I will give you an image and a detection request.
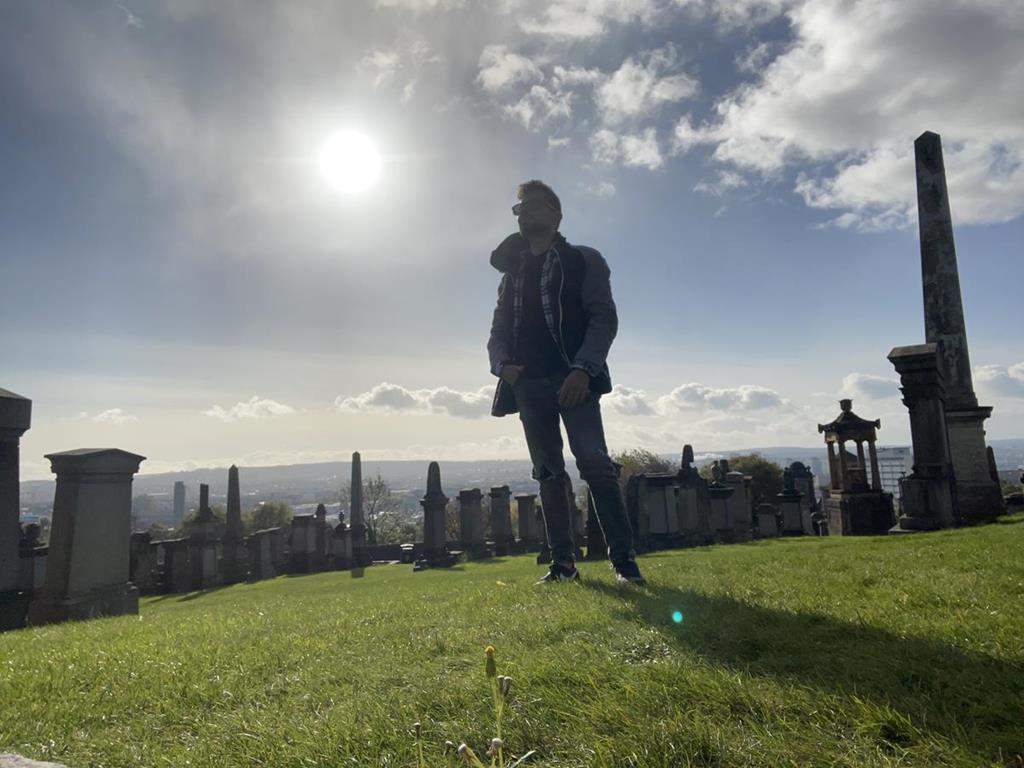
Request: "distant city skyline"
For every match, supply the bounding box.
[3,1,1022,481]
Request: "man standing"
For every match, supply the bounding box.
[488,180,645,585]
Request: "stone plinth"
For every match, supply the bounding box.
[825,492,894,536]
[27,449,145,625]
[332,522,352,570]
[676,451,712,546]
[788,462,818,534]
[415,462,455,570]
[129,532,157,593]
[631,473,679,549]
[888,344,959,532]
[515,493,540,550]
[288,515,317,573]
[0,388,31,631]
[458,488,489,558]
[160,538,191,593]
[488,486,514,555]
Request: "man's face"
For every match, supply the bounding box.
[516,192,561,239]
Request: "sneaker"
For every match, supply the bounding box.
[536,562,580,584]
[613,560,647,586]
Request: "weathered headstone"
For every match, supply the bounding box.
[129,531,157,593]
[724,471,753,543]
[0,388,31,630]
[288,514,317,573]
[189,483,220,589]
[458,488,489,558]
[414,462,455,570]
[788,461,818,534]
[755,503,779,538]
[707,462,735,542]
[515,493,540,550]
[676,445,712,546]
[488,486,515,555]
[915,131,1003,523]
[777,469,804,536]
[27,449,145,625]
[160,538,191,593]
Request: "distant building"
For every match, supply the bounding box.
[874,447,913,501]
[173,481,185,527]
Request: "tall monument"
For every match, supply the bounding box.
[349,452,370,566]
[915,131,1003,523]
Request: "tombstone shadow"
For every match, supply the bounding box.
[584,580,1023,761]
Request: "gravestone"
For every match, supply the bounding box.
[724,471,753,543]
[414,462,455,570]
[458,488,489,558]
[488,486,515,555]
[189,484,220,589]
[515,493,540,550]
[788,462,818,534]
[28,449,145,625]
[161,538,191,593]
[0,388,31,630]
[676,445,712,546]
[129,531,157,593]
[777,469,804,535]
[707,462,735,542]
[288,514,317,573]
[755,503,779,538]
[332,511,352,570]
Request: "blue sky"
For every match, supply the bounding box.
[2,0,1022,480]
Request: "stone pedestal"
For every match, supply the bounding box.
[515,493,540,551]
[946,407,1003,524]
[676,453,713,546]
[488,486,515,555]
[888,344,959,532]
[332,523,352,570]
[458,488,489,559]
[160,538,191,593]
[825,493,894,536]
[631,473,679,550]
[415,462,455,570]
[0,388,31,631]
[28,449,145,625]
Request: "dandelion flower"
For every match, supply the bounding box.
[485,646,497,678]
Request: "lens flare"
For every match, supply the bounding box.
[672,610,684,624]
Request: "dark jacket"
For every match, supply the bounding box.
[487,232,617,417]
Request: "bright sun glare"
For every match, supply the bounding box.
[319,130,382,194]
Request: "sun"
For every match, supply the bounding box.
[319,130,382,194]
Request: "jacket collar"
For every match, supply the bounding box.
[490,232,566,274]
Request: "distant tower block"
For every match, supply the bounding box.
[28,448,146,626]
[172,481,185,527]
[915,131,1003,523]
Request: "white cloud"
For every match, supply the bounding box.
[203,396,296,422]
[694,169,749,197]
[548,136,572,149]
[375,0,466,10]
[334,382,494,419]
[657,383,786,412]
[77,408,139,425]
[595,44,698,125]
[591,128,664,169]
[477,45,544,92]
[581,180,616,196]
[360,39,439,102]
[975,363,1024,398]
[552,65,605,87]
[118,4,144,29]
[680,0,1024,230]
[841,372,900,401]
[519,0,662,39]
[504,84,573,130]
[605,385,656,415]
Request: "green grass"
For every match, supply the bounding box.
[3,516,1024,768]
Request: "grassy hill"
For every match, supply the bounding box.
[2,516,1023,768]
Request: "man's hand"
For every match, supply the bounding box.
[500,363,525,386]
[558,368,590,408]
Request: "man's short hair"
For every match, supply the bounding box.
[517,179,561,212]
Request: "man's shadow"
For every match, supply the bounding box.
[585,580,1023,762]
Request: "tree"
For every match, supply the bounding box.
[701,454,784,507]
[243,501,293,534]
[178,503,225,538]
[611,448,674,495]
[342,474,401,545]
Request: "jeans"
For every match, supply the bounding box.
[512,371,636,567]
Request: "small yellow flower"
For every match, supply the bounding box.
[485,646,496,678]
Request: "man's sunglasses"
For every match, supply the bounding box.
[512,199,559,216]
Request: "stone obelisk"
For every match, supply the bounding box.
[415,462,453,570]
[222,464,247,583]
[349,452,370,566]
[915,131,1003,523]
